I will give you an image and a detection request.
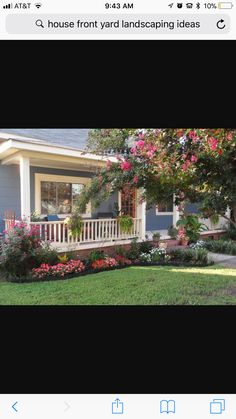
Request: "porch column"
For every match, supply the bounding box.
[20,156,31,222]
[173,194,180,227]
[137,188,146,240]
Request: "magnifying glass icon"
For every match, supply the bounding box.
[35,19,44,28]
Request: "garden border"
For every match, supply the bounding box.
[8,260,214,283]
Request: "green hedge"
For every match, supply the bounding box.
[203,239,236,255]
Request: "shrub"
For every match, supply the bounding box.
[189,240,206,249]
[139,241,153,254]
[58,253,69,264]
[91,257,118,270]
[115,255,132,266]
[87,249,106,264]
[32,259,85,281]
[168,248,209,265]
[127,237,140,261]
[114,245,127,257]
[168,225,178,239]
[223,224,236,241]
[0,221,59,281]
[139,248,170,263]
[203,239,236,255]
[177,214,208,243]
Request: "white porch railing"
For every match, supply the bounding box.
[28,218,142,246]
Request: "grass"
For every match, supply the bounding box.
[1,265,236,305]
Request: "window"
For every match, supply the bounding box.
[41,181,84,214]
[156,199,173,215]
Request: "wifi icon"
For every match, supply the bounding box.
[35,3,42,8]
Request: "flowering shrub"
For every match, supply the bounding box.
[0,221,58,280]
[189,240,206,249]
[139,248,170,263]
[32,259,85,280]
[91,257,118,270]
[115,255,132,266]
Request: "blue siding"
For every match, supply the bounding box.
[0,165,21,233]
[146,206,173,230]
[30,166,117,217]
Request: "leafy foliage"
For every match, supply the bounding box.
[168,247,209,264]
[177,213,208,243]
[0,222,59,281]
[118,215,134,234]
[203,239,236,255]
[77,128,236,228]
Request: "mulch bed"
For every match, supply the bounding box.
[7,260,213,283]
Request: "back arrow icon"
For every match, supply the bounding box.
[12,402,18,412]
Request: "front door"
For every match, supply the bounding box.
[120,188,136,217]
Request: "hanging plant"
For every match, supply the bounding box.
[64,212,83,238]
[118,215,134,234]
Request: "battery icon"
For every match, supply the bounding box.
[218,2,233,8]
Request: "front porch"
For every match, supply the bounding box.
[28,217,143,251]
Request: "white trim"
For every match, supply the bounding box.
[0,139,117,163]
[20,156,30,221]
[35,173,91,217]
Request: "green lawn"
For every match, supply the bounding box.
[1,265,236,305]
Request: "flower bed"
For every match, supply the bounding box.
[2,238,213,283]
[32,259,85,280]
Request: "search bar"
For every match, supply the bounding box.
[6,14,230,34]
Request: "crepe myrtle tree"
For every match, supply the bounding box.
[78,128,236,227]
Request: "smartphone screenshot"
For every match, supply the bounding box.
[0,0,235,39]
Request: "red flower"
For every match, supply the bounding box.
[217,149,223,155]
[120,161,132,171]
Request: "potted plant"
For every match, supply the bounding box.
[168,225,178,239]
[118,214,134,234]
[64,211,83,239]
[177,227,189,246]
[152,232,161,243]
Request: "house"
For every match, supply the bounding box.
[0,130,227,251]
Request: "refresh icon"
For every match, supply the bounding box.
[216,19,226,29]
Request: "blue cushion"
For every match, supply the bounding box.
[47,214,59,221]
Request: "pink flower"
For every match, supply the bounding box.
[138,132,145,139]
[227,133,233,141]
[191,155,198,162]
[208,137,218,150]
[189,130,198,141]
[136,140,145,149]
[120,161,132,171]
[133,176,139,184]
[182,160,191,171]
[106,160,112,169]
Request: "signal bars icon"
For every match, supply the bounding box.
[3,3,12,8]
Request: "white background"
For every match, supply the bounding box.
[0,394,235,419]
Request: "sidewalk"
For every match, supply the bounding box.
[209,252,236,268]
